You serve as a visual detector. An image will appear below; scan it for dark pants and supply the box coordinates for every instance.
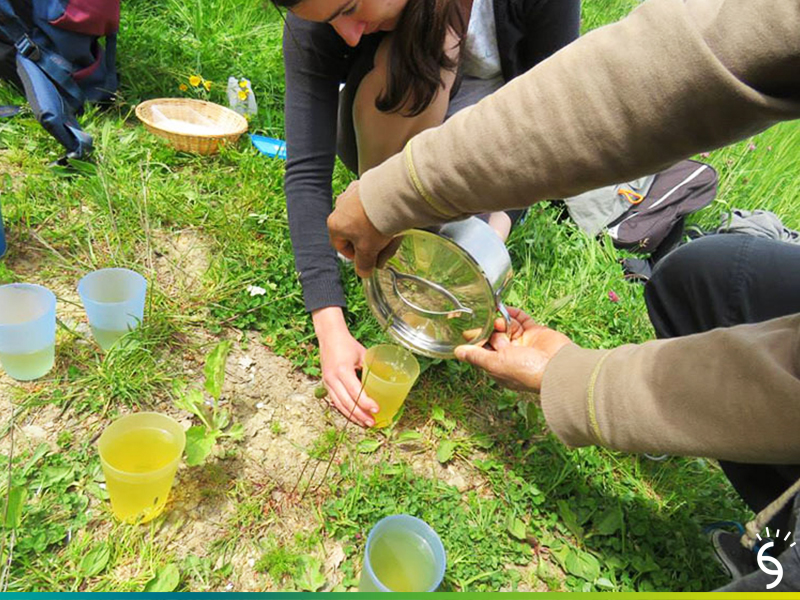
[644,234,800,533]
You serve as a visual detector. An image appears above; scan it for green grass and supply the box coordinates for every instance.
[1,0,798,592]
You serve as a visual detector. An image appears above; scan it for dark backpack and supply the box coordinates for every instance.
[607,159,718,256]
[0,0,120,160]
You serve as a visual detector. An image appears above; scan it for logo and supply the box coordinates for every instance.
[756,527,796,590]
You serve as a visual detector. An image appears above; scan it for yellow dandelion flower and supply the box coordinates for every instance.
[238,89,249,101]
[239,79,248,89]
[203,79,212,91]
[179,83,188,91]
[189,75,202,87]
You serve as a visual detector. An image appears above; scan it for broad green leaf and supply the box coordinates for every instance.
[184,426,216,466]
[65,158,98,176]
[297,556,326,592]
[497,389,519,411]
[395,431,422,443]
[79,543,110,577]
[357,439,382,454]
[22,443,50,476]
[506,516,527,541]
[37,465,75,490]
[3,486,27,528]
[594,506,624,536]
[175,388,204,417]
[436,440,456,463]
[557,500,584,539]
[548,540,570,570]
[596,576,615,590]
[143,563,180,592]
[564,549,601,581]
[431,406,445,422]
[204,340,232,400]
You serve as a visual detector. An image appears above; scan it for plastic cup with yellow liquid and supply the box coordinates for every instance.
[97,412,185,524]
[358,514,446,592]
[0,283,56,381]
[78,268,147,351]
[361,344,420,428]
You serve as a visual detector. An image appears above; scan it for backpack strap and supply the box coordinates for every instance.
[0,0,85,107]
[0,0,91,157]
[16,53,92,157]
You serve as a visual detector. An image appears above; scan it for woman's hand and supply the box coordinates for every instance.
[454,307,572,393]
[313,306,379,427]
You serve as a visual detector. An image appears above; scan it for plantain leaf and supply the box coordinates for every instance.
[204,340,232,400]
[564,548,601,581]
[184,426,216,466]
[79,543,110,578]
[3,486,27,528]
[595,505,624,536]
[357,439,382,454]
[436,440,456,463]
[506,516,527,541]
[143,563,180,592]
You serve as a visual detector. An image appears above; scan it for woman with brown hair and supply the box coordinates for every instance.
[277,0,579,426]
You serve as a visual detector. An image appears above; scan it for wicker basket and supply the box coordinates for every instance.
[135,98,248,155]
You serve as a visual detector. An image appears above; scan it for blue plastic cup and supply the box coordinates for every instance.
[358,514,446,592]
[0,284,57,380]
[78,268,147,351]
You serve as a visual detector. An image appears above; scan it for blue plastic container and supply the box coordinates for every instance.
[358,514,446,592]
[0,200,6,258]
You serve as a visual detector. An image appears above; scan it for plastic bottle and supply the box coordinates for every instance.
[226,76,258,118]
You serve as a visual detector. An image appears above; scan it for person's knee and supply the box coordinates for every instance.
[647,235,746,301]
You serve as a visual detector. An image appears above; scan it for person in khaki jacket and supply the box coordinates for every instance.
[326,0,800,590]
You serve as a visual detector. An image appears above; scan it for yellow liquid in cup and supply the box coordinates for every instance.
[91,326,128,351]
[367,529,437,592]
[363,360,415,428]
[0,344,55,381]
[102,427,181,523]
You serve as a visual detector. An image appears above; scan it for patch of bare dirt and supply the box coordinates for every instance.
[151,229,212,297]
[0,311,500,591]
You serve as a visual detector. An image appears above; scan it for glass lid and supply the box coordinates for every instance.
[364,228,497,358]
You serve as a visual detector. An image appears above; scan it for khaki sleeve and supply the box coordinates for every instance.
[359,0,800,235]
[540,314,800,464]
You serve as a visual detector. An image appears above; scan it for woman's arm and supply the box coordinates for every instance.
[283,14,349,313]
[283,18,380,425]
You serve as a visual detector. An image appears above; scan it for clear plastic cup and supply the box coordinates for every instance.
[0,283,56,381]
[77,268,147,351]
[97,412,185,524]
[361,345,420,428]
[358,514,446,592]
